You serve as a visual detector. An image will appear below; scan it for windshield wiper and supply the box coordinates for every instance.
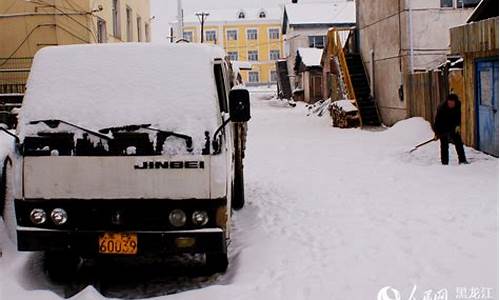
[99,124,193,153]
[29,119,112,141]
[99,124,152,134]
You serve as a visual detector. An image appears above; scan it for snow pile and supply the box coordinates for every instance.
[381,117,434,143]
[0,132,15,163]
[297,48,323,67]
[0,100,497,300]
[19,43,225,152]
[333,99,358,113]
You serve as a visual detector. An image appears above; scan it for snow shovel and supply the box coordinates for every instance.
[409,138,437,153]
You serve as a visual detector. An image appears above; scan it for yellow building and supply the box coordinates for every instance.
[180,8,284,85]
[0,0,151,101]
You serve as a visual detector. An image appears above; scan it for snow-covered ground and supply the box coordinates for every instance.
[0,91,498,299]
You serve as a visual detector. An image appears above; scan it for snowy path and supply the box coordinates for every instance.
[0,92,498,300]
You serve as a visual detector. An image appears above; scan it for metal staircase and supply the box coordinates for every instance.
[345,54,381,126]
[327,28,381,127]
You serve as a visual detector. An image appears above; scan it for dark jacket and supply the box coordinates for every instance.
[433,100,461,135]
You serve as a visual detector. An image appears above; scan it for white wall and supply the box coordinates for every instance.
[284,25,331,88]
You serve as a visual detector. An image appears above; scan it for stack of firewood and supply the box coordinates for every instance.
[330,102,360,128]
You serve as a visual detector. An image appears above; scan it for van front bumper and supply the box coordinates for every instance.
[17,227,226,256]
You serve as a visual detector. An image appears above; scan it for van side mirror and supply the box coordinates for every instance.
[229,89,251,122]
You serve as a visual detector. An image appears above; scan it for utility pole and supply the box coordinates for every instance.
[168,27,175,43]
[196,12,210,43]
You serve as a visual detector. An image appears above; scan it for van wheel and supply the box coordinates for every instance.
[0,159,8,218]
[44,251,82,282]
[206,252,228,273]
[232,152,245,210]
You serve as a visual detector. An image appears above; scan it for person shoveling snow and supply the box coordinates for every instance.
[433,93,468,165]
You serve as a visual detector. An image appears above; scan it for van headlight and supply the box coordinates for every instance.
[169,209,187,227]
[30,209,47,225]
[50,208,68,225]
[192,211,209,226]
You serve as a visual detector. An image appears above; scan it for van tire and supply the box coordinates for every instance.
[44,251,82,282]
[232,148,245,210]
[206,252,228,273]
[0,159,8,218]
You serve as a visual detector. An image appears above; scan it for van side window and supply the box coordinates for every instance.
[214,64,228,113]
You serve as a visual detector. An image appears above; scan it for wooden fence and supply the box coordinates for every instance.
[405,69,468,142]
[405,70,446,124]
[450,17,498,55]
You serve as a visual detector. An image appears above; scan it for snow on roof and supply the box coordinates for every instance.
[284,1,356,26]
[19,43,226,146]
[183,7,282,24]
[297,48,324,67]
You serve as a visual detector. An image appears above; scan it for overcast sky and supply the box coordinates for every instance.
[150,0,289,43]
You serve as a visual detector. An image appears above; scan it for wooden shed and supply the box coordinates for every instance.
[450,0,498,156]
[294,48,324,103]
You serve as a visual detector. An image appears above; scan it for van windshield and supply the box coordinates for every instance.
[22,121,211,156]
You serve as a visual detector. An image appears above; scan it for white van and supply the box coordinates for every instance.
[0,43,250,278]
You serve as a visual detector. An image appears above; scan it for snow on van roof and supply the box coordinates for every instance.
[19,43,226,145]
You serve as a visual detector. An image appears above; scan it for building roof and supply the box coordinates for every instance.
[467,0,498,23]
[283,1,356,27]
[297,47,323,67]
[183,7,282,25]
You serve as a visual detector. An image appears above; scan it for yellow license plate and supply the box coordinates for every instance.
[98,233,138,255]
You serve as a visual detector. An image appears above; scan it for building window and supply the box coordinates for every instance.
[248,50,259,61]
[270,70,278,82]
[206,30,217,42]
[259,11,266,18]
[183,31,193,42]
[269,50,280,60]
[145,23,150,42]
[238,11,245,19]
[440,0,453,7]
[249,71,259,83]
[228,51,238,61]
[460,0,480,7]
[227,30,238,41]
[137,16,142,42]
[112,0,121,37]
[126,6,133,42]
[247,29,258,40]
[269,28,280,40]
[308,35,326,48]
[97,18,107,43]
[441,0,478,8]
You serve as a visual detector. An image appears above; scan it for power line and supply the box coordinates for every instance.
[27,0,98,42]
[201,39,284,50]
[0,24,54,68]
